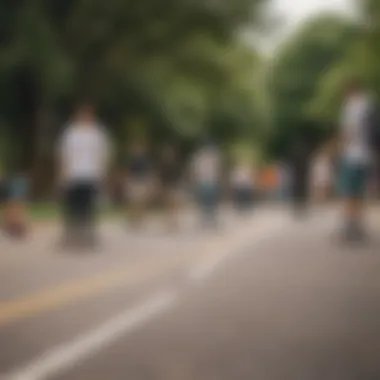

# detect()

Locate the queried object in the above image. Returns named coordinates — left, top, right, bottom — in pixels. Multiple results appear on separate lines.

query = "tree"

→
left=0, top=0, right=270, bottom=196
left=267, top=13, right=357, bottom=158
left=309, top=0, right=380, bottom=125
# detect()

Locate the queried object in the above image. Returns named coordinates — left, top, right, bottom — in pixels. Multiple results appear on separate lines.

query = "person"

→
left=289, top=139, right=311, bottom=218
left=191, top=141, right=221, bottom=228
left=57, top=103, right=110, bottom=249
left=158, top=144, right=182, bottom=230
left=278, top=162, right=291, bottom=201
left=0, top=170, right=9, bottom=236
left=4, top=171, right=29, bottom=238
left=338, top=79, right=373, bottom=241
left=311, top=146, right=332, bottom=204
left=230, top=160, right=254, bottom=212
left=124, top=140, right=152, bottom=228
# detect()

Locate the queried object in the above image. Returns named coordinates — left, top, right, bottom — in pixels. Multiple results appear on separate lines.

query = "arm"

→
left=338, top=101, right=354, bottom=153
left=56, top=130, right=68, bottom=188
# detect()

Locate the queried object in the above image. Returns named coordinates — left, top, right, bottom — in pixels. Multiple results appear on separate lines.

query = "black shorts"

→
left=0, top=181, right=9, bottom=204
left=63, top=181, right=98, bottom=224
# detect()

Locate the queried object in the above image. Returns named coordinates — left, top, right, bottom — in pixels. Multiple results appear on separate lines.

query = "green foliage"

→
left=268, top=13, right=357, bottom=158
left=309, top=0, right=380, bottom=125
left=0, top=0, right=269, bottom=179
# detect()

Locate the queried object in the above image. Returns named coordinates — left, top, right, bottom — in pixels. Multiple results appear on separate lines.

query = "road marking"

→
left=188, top=215, right=288, bottom=283
left=7, top=289, right=178, bottom=380
left=0, top=252, right=192, bottom=326
left=0, top=211, right=268, bottom=325
left=4, top=210, right=291, bottom=379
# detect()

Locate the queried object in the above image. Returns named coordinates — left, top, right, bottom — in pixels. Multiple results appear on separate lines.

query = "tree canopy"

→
left=267, top=13, right=359, bottom=158
left=0, top=0, right=270, bottom=194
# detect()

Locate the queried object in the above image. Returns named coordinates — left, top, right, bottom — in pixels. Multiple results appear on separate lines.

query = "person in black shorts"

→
left=58, top=104, right=110, bottom=249
left=290, top=139, right=311, bottom=218
left=0, top=173, right=8, bottom=233
left=5, top=172, right=29, bottom=239
left=159, top=144, right=182, bottom=230
left=124, top=140, right=152, bottom=227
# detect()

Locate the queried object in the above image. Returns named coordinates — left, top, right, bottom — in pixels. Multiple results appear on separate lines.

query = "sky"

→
left=274, top=0, right=354, bottom=29
left=251, top=0, right=356, bottom=53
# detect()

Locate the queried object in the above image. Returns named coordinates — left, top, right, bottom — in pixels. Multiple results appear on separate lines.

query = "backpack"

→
left=366, top=100, right=380, bottom=151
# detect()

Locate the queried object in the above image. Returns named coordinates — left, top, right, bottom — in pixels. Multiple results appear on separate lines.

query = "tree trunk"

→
left=31, top=104, right=55, bottom=199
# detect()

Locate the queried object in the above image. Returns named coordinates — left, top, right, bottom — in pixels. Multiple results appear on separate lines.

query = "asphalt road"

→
left=1, top=206, right=380, bottom=380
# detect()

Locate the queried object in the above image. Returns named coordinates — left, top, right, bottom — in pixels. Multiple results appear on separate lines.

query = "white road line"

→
left=7, top=289, right=178, bottom=380
left=188, top=215, right=289, bottom=283
left=5, top=210, right=293, bottom=380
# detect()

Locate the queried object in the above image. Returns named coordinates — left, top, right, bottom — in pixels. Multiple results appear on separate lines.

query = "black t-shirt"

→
left=126, top=154, right=151, bottom=179
left=159, top=160, right=181, bottom=185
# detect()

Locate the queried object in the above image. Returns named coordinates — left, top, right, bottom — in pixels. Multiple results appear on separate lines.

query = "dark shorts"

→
left=339, top=160, right=369, bottom=198
left=63, top=181, right=98, bottom=225
left=233, top=187, right=254, bottom=208
left=196, top=183, right=218, bottom=211
left=0, top=181, right=9, bottom=204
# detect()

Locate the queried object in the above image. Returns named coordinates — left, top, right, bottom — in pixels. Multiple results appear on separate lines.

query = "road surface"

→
left=0, top=206, right=380, bottom=380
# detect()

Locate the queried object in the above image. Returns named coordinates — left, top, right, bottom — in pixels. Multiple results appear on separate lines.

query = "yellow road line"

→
left=0, top=219, right=254, bottom=326
left=0, top=253, right=195, bottom=327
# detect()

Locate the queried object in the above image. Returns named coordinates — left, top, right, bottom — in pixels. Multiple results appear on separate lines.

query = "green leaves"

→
left=268, top=13, right=356, bottom=157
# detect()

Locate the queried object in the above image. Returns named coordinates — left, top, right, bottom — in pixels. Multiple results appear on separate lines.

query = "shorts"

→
left=63, top=181, right=98, bottom=225
left=0, top=181, right=9, bottom=204
left=127, top=179, right=151, bottom=203
left=233, top=186, right=253, bottom=207
left=162, top=183, right=181, bottom=201
left=339, top=160, right=369, bottom=199
left=10, top=178, right=28, bottom=201
left=196, top=183, right=218, bottom=211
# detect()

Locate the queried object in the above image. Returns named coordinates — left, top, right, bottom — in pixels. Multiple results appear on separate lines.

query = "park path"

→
left=0, top=205, right=379, bottom=380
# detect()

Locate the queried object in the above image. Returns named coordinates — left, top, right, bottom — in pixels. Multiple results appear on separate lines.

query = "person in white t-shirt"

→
left=58, top=104, right=110, bottom=249
left=230, top=161, right=254, bottom=211
left=191, top=142, right=221, bottom=227
left=338, top=79, right=372, bottom=240
left=311, top=146, right=332, bottom=203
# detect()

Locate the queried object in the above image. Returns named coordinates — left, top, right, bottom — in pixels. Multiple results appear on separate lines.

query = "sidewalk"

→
left=0, top=206, right=288, bottom=305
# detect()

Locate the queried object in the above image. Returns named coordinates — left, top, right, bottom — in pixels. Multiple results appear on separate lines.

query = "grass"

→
left=26, top=202, right=124, bottom=222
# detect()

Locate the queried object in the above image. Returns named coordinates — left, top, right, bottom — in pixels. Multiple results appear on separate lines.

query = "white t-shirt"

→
left=231, top=165, right=253, bottom=188
left=192, top=148, right=221, bottom=184
left=59, top=123, right=110, bottom=183
left=340, top=93, right=372, bottom=164
left=312, top=156, right=331, bottom=186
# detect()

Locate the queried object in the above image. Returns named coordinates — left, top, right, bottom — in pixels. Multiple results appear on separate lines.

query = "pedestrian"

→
left=230, top=160, right=254, bottom=212
left=57, top=103, right=110, bottom=249
left=311, top=145, right=332, bottom=204
left=191, top=140, right=221, bottom=228
left=158, top=144, right=182, bottom=231
left=289, top=139, right=311, bottom=218
left=124, top=140, right=152, bottom=228
left=4, top=170, right=29, bottom=238
left=338, top=78, right=373, bottom=241
left=0, top=170, right=9, bottom=235
left=278, top=162, right=291, bottom=201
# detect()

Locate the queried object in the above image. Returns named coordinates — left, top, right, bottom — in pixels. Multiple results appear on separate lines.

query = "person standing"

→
left=191, top=141, right=222, bottom=228
left=58, top=104, right=110, bottom=249
left=124, top=140, right=152, bottom=228
left=230, top=161, right=254, bottom=212
left=289, top=139, right=311, bottom=218
left=158, top=144, right=182, bottom=230
left=4, top=170, right=29, bottom=238
left=338, top=79, right=373, bottom=241
left=311, top=147, right=332, bottom=204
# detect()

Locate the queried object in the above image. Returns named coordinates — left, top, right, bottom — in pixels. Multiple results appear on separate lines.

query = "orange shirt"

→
left=259, top=166, right=278, bottom=190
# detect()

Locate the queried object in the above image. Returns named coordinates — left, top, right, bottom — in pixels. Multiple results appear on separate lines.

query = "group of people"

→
left=290, top=77, right=380, bottom=242
left=1, top=76, right=379, bottom=247
left=59, top=105, right=261, bottom=248
left=0, top=103, right=254, bottom=249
